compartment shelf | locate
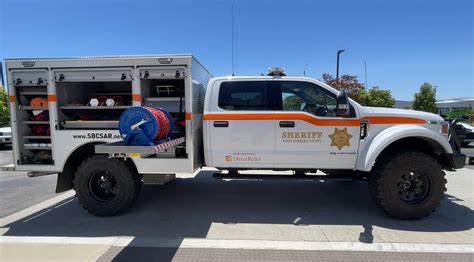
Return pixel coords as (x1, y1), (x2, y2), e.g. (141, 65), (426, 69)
(20, 106), (48, 110)
(22, 121), (50, 124)
(60, 106), (131, 110)
(88, 92), (132, 96)
(20, 91), (48, 95)
(23, 145), (52, 150)
(23, 136), (51, 139)
(145, 97), (184, 102)
(63, 120), (119, 129)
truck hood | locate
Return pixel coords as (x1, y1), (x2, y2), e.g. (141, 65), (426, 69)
(365, 107), (443, 122)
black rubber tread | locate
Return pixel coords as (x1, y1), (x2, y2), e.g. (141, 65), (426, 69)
(74, 155), (140, 216)
(368, 151), (447, 220)
(132, 172), (143, 204)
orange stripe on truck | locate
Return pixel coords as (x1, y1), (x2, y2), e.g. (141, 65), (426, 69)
(47, 95), (57, 102)
(185, 112), (192, 120)
(203, 113), (427, 126)
(363, 116), (426, 124)
(132, 94), (141, 102)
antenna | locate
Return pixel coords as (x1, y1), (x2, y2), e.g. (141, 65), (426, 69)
(364, 60), (368, 89)
(235, 27), (238, 76)
(231, 4), (235, 76)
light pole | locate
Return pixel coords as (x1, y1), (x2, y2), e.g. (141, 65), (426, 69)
(336, 49), (345, 80)
(304, 64), (309, 76)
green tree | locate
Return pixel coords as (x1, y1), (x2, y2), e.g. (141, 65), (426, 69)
(412, 82), (437, 113)
(283, 95), (303, 110)
(466, 104), (473, 124)
(360, 86), (395, 108)
(322, 73), (365, 103)
(0, 86), (10, 127)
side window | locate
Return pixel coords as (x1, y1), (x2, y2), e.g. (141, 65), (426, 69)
(278, 81), (338, 117)
(218, 81), (266, 110)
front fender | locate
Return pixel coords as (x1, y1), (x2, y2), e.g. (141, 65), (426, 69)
(356, 125), (453, 171)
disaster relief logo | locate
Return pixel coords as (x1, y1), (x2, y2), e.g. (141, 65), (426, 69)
(225, 152), (261, 162)
(328, 128), (353, 150)
(282, 131), (322, 143)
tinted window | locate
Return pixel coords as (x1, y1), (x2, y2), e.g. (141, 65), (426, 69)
(270, 81), (338, 117)
(218, 81), (266, 110)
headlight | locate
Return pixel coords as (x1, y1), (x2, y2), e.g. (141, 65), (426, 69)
(440, 122), (449, 135)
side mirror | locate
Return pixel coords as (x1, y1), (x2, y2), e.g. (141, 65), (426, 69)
(336, 90), (351, 117)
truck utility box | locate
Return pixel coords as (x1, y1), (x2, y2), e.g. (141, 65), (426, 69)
(5, 55), (211, 174)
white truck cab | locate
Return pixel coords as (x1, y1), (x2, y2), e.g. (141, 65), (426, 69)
(203, 74), (456, 172)
(3, 58), (465, 220)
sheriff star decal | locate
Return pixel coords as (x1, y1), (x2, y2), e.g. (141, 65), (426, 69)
(328, 128), (353, 150)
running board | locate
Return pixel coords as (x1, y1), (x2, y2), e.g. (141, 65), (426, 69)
(212, 173), (358, 181)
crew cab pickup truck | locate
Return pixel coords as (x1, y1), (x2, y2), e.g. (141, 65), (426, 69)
(4, 56), (465, 220)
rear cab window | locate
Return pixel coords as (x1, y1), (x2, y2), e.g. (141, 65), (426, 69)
(218, 81), (266, 110)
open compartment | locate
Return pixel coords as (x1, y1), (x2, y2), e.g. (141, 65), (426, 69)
(55, 77), (132, 129)
(140, 68), (186, 140)
(11, 70), (53, 165)
(137, 67), (187, 158)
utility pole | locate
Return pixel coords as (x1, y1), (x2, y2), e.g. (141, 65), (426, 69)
(304, 64), (309, 76)
(364, 60), (368, 106)
(0, 62), (4, 87)
(336, 49), (345, 80)
(364, 60), (368, 90)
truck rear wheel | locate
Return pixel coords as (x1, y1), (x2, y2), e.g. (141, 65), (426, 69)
(368, 151), (446, 220)
(74, 155), (141, 216)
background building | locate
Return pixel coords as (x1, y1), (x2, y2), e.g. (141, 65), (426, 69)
(436, 97), (474, 115)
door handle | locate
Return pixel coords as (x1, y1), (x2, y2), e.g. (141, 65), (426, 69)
(279, 121), (295, 128)
(214, 121), (229, 128)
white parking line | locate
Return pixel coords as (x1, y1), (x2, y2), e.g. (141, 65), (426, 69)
(0, 190), (75, 228)
(0, 236), (473, 253)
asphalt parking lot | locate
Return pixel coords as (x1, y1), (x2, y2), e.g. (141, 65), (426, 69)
(0, 146), (473, 261)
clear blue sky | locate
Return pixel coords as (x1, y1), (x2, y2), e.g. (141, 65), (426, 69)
(1, 0), (472, 100)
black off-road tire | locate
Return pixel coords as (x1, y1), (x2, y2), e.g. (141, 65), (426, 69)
(368, 151), (446, 220)
(74, 155), (141, 216)
(132, 172), (143, 204)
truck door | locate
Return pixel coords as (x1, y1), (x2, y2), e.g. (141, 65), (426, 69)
(207, 81), (275, 168)
(269, 80), (360, 169)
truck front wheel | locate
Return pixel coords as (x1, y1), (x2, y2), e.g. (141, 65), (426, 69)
(74, 155), (141, 216)
(368, 151), (446, 220)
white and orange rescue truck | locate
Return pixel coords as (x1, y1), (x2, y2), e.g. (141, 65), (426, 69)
(3, 55), (466, 219)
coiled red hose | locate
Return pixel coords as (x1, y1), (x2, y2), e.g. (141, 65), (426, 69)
(144, 107), (171, 141)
